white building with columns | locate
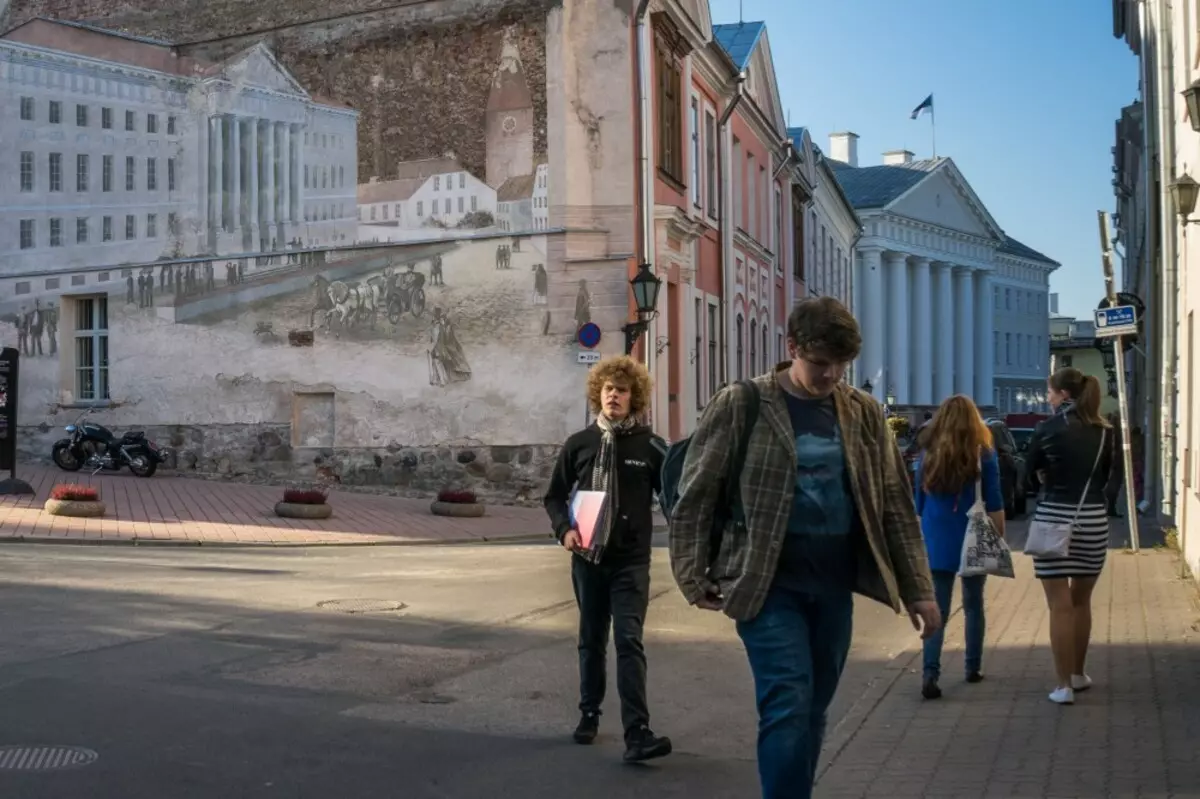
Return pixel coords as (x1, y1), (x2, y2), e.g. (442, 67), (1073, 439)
(830, 132), (1059, 410)
(0, 18), (358, 276)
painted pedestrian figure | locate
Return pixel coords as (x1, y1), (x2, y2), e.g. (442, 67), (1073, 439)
(428, 308), (471, 386)
(430, 255), (444, 286)
(532, 264), (548, 306)
(126, 274), (135, 305)
(16, 306), (28, 356)
(45, 302), (58, 356)
(575, 279), (592, 329)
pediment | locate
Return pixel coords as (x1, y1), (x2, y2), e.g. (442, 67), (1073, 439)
(220, 43), (309, 98)
(674, 0), (713, 40)
(889, 162), (1002, 241)
(744, 30), (785, 135)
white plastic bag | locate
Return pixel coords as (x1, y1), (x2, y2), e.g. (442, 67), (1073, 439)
(959, 473), (1015, 578)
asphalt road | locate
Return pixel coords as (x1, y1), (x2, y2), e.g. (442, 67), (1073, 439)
(0, 532), (992, 798)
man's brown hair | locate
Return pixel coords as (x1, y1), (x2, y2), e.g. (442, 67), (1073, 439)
(786, 296), (862, 361)
(586, 355), (653, 415)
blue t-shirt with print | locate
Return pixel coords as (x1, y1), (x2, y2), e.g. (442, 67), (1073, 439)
(774, 391), (858, 593)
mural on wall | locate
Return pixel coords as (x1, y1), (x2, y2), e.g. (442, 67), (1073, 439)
(0, 2), (631, 495)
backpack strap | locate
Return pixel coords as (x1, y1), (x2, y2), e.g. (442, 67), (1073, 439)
(725, 379), (761, 524)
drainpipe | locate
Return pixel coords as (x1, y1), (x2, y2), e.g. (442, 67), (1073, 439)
(718, 72), (746, 385)
(770, 140), (797, 366)
(634, 0), (658, 424)
(1154, 0), (1178, 520)
(1137, 0), (1160, 515)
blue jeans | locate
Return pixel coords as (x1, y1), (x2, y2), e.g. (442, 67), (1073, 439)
(922, 570), (986, 679)
(736, 587), (854, 799)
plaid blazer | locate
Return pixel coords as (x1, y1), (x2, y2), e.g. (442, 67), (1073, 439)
(669, 368), (935, 621)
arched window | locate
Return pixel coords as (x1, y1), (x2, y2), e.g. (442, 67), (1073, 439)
(736, 315), (744, 381)
(762, 323), (769, 373)
(749, 319), (757, 378)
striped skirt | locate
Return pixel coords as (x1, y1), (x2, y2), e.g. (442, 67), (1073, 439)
(1030, 501), (1110, 579)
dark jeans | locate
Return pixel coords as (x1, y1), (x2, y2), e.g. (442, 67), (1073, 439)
(736, 586), (854, 799)
(922, 570), (986, 679)
(571, 555), (651, 740)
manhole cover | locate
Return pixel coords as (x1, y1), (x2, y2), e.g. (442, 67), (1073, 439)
(317, 599), (407, 614)
(0, 746), (98, 771)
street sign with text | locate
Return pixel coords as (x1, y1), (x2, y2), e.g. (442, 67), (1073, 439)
(577, 351), (602, 365)
(1094, 304), (1138, 337)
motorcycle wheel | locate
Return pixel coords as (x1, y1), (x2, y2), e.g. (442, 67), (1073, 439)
(387, 301), (401, 325)
(412, 288), (426, 317)
(52, 441), (83, 472)
(129, 455), (158, 478)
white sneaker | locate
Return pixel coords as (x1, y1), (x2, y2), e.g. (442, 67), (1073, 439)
(1071, 673), (1093, 691)
(1048, 686), (1075, 705)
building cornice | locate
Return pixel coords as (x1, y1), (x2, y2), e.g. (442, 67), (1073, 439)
(735, 227), (774, 265)
(857, 210), (999, 270)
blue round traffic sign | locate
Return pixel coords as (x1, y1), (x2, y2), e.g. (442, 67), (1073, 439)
(577, 322), (602, 349)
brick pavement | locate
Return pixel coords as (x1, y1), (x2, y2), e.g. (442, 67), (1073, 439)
(0, 464), (553, 546)
(816, 546), (1200, 798)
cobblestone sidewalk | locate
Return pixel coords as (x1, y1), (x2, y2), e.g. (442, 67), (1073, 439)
(817, 548), (1200, 798)
(0, 464), (551, 546)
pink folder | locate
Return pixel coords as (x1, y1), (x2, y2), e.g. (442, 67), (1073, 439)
(569, 490), (607, 549)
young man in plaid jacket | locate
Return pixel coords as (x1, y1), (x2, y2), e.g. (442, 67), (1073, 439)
(671, 297), (941, 799)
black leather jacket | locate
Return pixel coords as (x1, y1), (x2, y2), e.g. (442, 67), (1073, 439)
(1025, 408), (1115, 505)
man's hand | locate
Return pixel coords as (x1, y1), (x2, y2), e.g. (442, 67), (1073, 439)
(693, 593), (724, 612)
(908, 600), (943, 640)
(561, 529), (582, 552)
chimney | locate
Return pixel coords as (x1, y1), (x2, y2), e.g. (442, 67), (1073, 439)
(882, 149), (914, 166)
(829, 132), (859, 167)
(1050, 293), (1059, 314)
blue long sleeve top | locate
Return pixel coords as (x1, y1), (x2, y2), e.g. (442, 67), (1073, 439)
(913, 448), (1006, 573)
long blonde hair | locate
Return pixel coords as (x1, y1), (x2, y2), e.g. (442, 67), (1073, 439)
(917, 395), (994, 494)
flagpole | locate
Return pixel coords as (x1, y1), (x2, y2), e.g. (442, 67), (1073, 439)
(931, 105), (937, 158)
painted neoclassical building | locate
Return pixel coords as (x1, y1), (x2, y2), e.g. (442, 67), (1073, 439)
(830, 132), (1058, 410)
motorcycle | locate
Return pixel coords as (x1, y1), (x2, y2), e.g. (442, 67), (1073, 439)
(51, 409), (165, 477)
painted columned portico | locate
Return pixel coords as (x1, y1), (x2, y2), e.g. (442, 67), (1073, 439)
(933, 262), (956, 401)
(209, 116), (224, 231)
(884, 251), (910, 403)
(262, 121), (276, 227)
(859, 247), (885, 399)
(911, 256), (933, 405)
(278, 123), (291, 225)
(974, 270), (995, 404)
(954, 266), (975, 396)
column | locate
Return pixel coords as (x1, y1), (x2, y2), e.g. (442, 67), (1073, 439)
(296, 126), (306, 228)
(911, 256), (933, 405)
(208, 116), (224, 231)
(934, 263), (955, 401)
(859, 247), (885, 400)
(974, 270), (995, 406)
(196, 111), (209, 250)
(279, 123), (292, 224)
(884, 251), (910, 404)
(262, 121), (276, 227)
(229, 116), (241, 231)
(954, 266), (975, 397)
(247, 118), (259, 233)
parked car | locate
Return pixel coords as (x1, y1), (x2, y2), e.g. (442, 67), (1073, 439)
(986, 418), (1027, 519)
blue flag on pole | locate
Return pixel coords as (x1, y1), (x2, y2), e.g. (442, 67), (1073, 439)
(910, 94), (933, 120)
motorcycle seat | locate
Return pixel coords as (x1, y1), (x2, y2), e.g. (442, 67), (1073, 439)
(122, 431), (146, 442)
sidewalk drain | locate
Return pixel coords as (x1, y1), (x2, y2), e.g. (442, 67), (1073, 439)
(317, 599), (408, 614)
(0, 746), (98, 771)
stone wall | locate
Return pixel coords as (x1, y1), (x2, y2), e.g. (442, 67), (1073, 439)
(19, 421), (559, 501)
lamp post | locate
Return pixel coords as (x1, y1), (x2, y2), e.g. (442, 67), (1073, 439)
(885, 387), (896, 406)
(861, 379), (873, 396)
(1183, 78), (1200, 133)
(1170, 173), (1200, 223)
(622, 262), (662, 356)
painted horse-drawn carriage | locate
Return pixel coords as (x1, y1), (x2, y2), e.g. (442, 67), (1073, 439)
(310, 264), (427, 334)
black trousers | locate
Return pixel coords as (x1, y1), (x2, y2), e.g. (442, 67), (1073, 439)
(571, 555), (651, 740)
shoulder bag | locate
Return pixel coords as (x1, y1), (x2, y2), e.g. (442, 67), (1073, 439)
(959, 457), (1015, 578)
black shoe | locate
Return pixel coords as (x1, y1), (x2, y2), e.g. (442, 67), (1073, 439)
(922, 677), (942, 700)
(966, 671), (984, 684)
(573, 712), (599, 745)
(623, 726), (672, 762)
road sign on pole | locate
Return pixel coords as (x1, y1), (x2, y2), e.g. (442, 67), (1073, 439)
(1094, 305), (1138, 337)
(1097, 210), (1140, 552)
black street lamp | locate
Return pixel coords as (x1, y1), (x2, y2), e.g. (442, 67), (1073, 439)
(861, 379), (873, 394)
(622, 262), (663, 355)
(1184, 78), (1200, 133)
(1170, 173), (1200, 222)
(885, 386), (896, 406)
(1101, 348), (1116, 371)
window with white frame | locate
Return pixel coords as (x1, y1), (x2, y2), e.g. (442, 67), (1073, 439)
(49, 153), (63, 192)
(695, 297), (704, 410)
(125, 214), (136, 240)
(146, 158), (157, 191)
(20, 96), (33, 121)
(76, 154), (89, 192)
(708, 302), (718, 397)
(101, 107), (112, 129)
(20, 151), (34, 192)
(747, 154), (756, 235)
(125, 156), (135, 191)
(19, 220), (34, 249)
(102, 216), (112, 242)
(704, 110), (717, 218)
(49, 100), (62, 124)
(736, 315), (744, 381)
(76, 217), (88, 244)
(103, 155), (113, 192)
(761, 322), (769, 373)
(72, 296), (110, 404)
(750, 319), (758, 376)
(50, 218), (62, 247)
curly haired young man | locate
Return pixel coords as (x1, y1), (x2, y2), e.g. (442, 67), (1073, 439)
(543, 355), (671, 763)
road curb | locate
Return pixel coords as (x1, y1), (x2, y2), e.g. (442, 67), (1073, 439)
(0, 532), (552, 550)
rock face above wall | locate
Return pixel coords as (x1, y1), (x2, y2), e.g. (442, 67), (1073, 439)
(18, 422), (559, 503)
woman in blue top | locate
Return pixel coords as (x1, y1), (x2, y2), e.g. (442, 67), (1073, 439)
(913, 395), (1007, 700)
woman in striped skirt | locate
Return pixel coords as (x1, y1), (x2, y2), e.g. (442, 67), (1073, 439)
(1025, 367), (1116, 705)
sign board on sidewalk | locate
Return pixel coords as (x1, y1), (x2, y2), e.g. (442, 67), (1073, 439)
(577, 351), (602, 365)
(1094, 304), (1138, 338)
(0, 348), (16, 471)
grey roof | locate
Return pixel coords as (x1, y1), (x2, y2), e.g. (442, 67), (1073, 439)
(827, 159), (943, 209)
(1000, 235), (1060, 266)
(713, 22), (765, 71)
